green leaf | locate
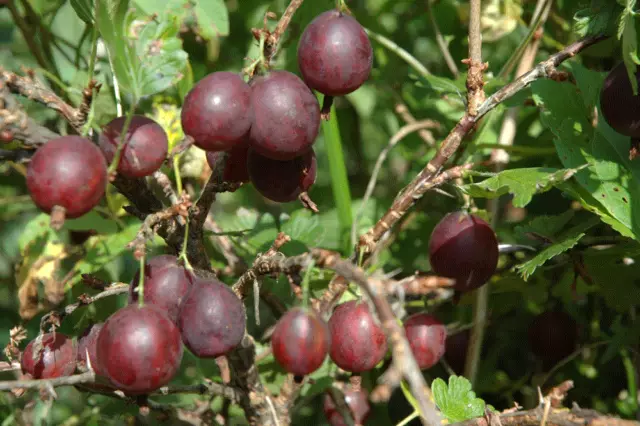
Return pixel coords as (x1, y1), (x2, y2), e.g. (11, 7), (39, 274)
(461, 167), (587, 208)
(516, 217), (600, 280)
(573, 0), (622, 37)
(70, 0), (95, 23)
(19, 213), (51, 255)
(620, 5), (640, 94)
(515, 210), (575, 240)
(133, 17), (189, 97)
(134, 0), (186, 15)
(69, 222), (140, 287)
(281, 210), (324, 248)
(432, 376), (485, 423)
(193, 0), (230, 39)
(62, 211), (119, 234)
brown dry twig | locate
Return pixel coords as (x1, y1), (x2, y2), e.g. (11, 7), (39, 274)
(0, 371), (96, 392)
(256, 0), (305, 63)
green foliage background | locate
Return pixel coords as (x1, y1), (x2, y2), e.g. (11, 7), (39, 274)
(1, 0), (640, 424)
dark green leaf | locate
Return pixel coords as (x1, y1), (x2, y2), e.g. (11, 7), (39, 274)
(70, 0), (95, 23)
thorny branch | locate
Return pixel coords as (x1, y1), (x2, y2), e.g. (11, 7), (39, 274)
(0, 371), (96, 392)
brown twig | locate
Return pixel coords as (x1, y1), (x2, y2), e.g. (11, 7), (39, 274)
(0, 371), (96, 392)
(463, 0), (487, 116)
(205, 216), (248, 276)
(394, 103), (439, 146)
(426, 0), (459, 78)
(155, 382), (245, 404)
(392, 274), (456, 295)
(262, 0), (305, 62)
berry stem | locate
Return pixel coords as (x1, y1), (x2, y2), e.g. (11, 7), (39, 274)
(81, 26), (99, 137)
(178, 216), (194, 271)
(107, 102), (137, 176)
(137, 255), (145, 307)
(300, 260), (315, 310)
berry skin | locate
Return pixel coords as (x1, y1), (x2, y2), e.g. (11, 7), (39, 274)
(428, 211), (499, 293)
(99, 115), (168, 178)
(323, 389), (371, 426)
(128, 255), (195, 323)
(77, 323), (104, 372)
(181, 72), (252, 152)
(177, 278), (246, 358)
(26, 135), (107, 219)
(600, 62), (640, 138)
(403, 313), (446, 370)
(21, 333), (77, 379)
(271, 308), (330, 376)
(528, 311), (578, 369)
(249, 70), (320, 160)
(444, 329), (470, 375)
(328, 301), (387, 373)
(247, 148), (317, 203)
(97, 305), (183, 394)
(205, 140), (250, 184)
(298, 10), (373, 96)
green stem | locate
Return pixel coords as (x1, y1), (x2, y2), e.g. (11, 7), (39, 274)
(364, 28), (430, 80)
(86, 26), (99, 86)
(178, 217), (194, 271)
(321, 102), (353, 253)
(464, 283), (489, 386)
(300, 260), (315, 310)
(137, 256), (145, 307)
(107, 102), (137, 175)
(622, 348), (639, 414)
(396, 411), (420, 426)
(173, 155), (183, 195)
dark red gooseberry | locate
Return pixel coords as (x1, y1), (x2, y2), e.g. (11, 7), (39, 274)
(600, 62), (640, 138)
(323, 389), (371, 426)
(128, 255), (195, 323)
(328, 300), (387, 373)
(428, 211), (499, 293)
(205, 140), (250, 184)
(181, 71), (252, 152)
(249, 70), (320, 160)
(26, 135), (107, 219)
(403, 313), (446, 370)
(77, 323), (104, 372)
(298, 10), (373, 96)
(177, 278), (246, 358)
(247, 148), (317, 203)
(528, 310), (578, 369)
(444, 329), (470, 375)
(21, 333), (77, 379)
(271, 308), (330, 376)
(96, 305), (183, 394)
(99, 115), (168, 178)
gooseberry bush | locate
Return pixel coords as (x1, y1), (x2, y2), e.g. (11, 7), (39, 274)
(0, 0), (639, 425)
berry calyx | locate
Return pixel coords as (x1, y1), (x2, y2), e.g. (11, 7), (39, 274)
(26, 136), (107, 226)
(249, 70), (320, 160)
(247, 148), (317, 203)
(181, 72), (252, 152)
(328, 300), (387, 373)
(428, 211), (499, 293)
(298, 10), (373, 96)
(21, 333), (77, 379)
(128, 255), (195, 323)
(403, 313), (446, 370)
(600, 62), (640, 138)
(271, 308), (330, 376)
(205, 140), (250, 184)
(177, 277), (246, 358)
(323, 389), (371, 426)
(99, 115), (168, 178)
(528, 310), (578, 369)
(97, 305), (183, 394)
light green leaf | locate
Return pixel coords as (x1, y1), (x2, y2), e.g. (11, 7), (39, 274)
(281, 210), (324, 248)
(62, 211), (119, 234)
(19, 213), (51, 255)
(194, 0), (230, 39)
(461, 167), (586, 208)
(70, 0), (95, 23)
(134, 0), (186, 15)
(432, 376), (485, 423)
(515, 210), (575, 240)
(516, 217), (600, 280)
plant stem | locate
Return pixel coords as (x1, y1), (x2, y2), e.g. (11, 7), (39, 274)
(107, 102), (137, 175)
(364, 29), (431, 80)
(322, 102), (353, 253)
(137, 256), (145, 307)
(622, 348), (639, 414)
(301, 260), (315, 310)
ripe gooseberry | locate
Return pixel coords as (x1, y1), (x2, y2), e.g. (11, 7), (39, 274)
(528, 310), (578, 369)
(128, 255), (195, 323)
(21, 333), (77, 379)
(323, 389), (371, 426)
(205, 140), (250, 184)
(249, 70), (320, 160)
(403, 313), (446, 370)
(298, 10), (373, 96)
(247, 148), (316, 203)
(328, 300), (387, 373)
(271, 308), (330, 376)
(600, 62), (640, 138)
(181, 72), (252, 152)
(428, 211), (499, 293)
(99, 115), (168, 178)
(26, 136), (107, 225)
(177, 278), (246, 358)
(97, 305), (183, 394)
